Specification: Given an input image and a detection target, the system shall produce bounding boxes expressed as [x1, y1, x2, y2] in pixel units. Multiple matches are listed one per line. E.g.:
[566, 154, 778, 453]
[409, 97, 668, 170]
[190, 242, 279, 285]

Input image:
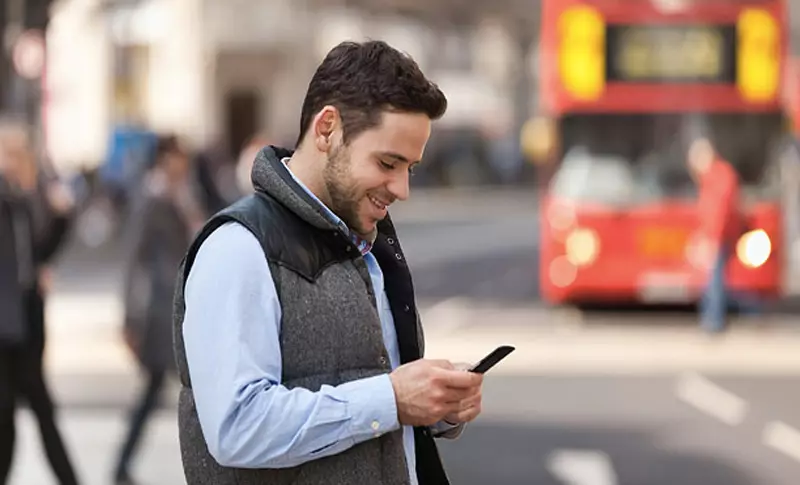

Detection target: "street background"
[2, 0, 800, 484]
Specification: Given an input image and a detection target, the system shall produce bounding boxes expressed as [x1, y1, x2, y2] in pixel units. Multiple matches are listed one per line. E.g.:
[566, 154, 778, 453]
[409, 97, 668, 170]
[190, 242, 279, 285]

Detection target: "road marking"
[675, 372, 748, 426]
[546, 449, 619, 485]
[763, 421, 800, 463]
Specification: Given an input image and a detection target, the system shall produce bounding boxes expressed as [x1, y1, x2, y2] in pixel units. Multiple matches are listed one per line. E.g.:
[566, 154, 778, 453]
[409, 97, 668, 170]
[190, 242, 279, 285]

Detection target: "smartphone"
[468, 345, 515, 374]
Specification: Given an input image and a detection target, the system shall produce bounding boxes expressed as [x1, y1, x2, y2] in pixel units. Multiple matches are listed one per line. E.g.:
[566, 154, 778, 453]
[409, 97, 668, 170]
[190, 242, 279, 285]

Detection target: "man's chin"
[352, 217, 380, 241]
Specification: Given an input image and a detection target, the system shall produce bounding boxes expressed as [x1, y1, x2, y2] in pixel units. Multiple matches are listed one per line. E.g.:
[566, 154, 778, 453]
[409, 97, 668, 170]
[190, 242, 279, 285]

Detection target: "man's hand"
[46, 182, 75, 215]
[687, 234, 717, 271]
[38, 266, 53, 294]
[389, 359, 483, 427]
[123, 326, 140, 357]
[442, 362, 482, 425]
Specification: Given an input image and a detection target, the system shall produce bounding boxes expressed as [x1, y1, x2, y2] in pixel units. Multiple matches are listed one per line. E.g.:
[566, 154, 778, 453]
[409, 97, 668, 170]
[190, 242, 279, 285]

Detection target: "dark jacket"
[0, 175, 71, 348]
[123, 177, 192, 372]
[172, 146, 450, 485]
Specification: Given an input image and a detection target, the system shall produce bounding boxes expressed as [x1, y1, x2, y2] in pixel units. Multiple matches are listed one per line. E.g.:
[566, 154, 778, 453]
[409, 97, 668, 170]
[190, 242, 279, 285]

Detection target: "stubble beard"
[323, 145, 369, 237]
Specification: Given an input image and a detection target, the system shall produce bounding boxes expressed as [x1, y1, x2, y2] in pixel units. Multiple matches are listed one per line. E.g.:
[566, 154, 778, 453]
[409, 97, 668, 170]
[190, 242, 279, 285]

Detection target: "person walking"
[0, 122, 80, 485]
[114, 135, 204, 485]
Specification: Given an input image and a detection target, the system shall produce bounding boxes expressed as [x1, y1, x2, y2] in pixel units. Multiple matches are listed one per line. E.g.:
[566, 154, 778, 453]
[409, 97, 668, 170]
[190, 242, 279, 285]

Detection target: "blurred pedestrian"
[113, 135, 204, 485]
[0, 122, 80, 485]
[191, 139, 231, 215]
[235, 133, 270, 194]
[174, 40, 484, 485]
[686, 137, 755, 332]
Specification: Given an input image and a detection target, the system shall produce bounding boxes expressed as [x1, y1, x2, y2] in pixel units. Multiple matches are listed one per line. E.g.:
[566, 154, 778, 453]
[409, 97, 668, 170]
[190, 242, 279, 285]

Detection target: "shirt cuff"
[336, 374, 400, 442]
[430, 420, 466, 439]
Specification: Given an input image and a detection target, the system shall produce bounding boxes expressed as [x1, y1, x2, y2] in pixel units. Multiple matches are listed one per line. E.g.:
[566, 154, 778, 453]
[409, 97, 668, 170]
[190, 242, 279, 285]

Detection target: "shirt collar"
[281, 158, 373, 255]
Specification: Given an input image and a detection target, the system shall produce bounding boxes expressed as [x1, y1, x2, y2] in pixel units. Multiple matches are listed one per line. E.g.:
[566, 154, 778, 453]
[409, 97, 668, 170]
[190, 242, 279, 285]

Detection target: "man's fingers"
[449, 403, 482, 424]
[441, 384, 482, 406]
[427, 359, 456, 371]
[441, 368, 483, 389]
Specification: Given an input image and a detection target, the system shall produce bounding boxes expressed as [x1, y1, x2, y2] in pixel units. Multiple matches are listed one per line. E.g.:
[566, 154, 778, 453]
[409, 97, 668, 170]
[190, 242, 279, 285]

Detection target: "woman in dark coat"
[113, 135, 205, 485]
[0, 123, 79, 485]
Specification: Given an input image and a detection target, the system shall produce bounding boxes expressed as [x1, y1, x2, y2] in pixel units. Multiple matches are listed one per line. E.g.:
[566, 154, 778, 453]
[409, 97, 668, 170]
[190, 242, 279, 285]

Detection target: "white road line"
[546, 449, 619, 485]
[763, 421, 800, 463]
[675, 372, 748, 426]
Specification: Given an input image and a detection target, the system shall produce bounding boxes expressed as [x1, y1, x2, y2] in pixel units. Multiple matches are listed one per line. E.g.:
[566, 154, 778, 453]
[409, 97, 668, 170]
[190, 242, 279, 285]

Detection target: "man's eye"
[379, 161, 395, 170]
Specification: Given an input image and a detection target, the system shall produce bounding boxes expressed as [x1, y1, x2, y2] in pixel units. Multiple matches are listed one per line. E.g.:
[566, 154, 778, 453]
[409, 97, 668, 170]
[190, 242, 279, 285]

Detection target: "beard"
[322, 144, 372, 237]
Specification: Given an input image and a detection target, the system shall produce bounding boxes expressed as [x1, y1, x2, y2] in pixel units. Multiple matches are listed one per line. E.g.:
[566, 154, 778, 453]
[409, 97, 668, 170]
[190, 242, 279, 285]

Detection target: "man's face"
[164, 151, 189, 181]
[687, 138, 714, 181]
[323, 111, 431, 238]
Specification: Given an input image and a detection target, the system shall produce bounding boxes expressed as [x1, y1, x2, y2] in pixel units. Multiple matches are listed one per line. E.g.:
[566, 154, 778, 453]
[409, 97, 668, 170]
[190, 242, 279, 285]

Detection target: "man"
[686, 136, 748, 332]
[174, 40, 484, 485]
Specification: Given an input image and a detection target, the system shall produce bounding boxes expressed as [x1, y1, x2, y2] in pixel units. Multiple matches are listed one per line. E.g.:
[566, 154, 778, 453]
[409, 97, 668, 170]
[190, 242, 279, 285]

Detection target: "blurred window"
[550, 113, 785, 205]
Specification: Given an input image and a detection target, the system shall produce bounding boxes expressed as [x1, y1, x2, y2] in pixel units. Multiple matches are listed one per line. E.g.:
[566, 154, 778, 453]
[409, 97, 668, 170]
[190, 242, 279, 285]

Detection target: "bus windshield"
[550, 113, 786, 206]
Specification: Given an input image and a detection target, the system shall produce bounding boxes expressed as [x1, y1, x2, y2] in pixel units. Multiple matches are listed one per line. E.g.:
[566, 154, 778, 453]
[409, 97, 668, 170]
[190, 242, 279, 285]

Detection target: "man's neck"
[285, 151, 331, 207]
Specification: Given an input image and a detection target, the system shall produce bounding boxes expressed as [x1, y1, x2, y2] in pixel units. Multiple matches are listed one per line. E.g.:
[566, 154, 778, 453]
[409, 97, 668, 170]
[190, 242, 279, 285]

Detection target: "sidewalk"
[42, 290, 800, 408]
[8, 409, 183, 485]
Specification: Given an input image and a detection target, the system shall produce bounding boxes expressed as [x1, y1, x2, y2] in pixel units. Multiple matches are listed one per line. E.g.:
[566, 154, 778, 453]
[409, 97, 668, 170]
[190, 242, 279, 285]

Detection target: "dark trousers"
[0, 345, 79, 485]
[113, 369, 166, 480]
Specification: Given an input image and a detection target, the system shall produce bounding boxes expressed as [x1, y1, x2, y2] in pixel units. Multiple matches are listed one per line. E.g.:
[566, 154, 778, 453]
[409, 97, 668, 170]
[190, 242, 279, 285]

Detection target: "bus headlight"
[565, 228, 600, 267]
[736, 229, 771, 268]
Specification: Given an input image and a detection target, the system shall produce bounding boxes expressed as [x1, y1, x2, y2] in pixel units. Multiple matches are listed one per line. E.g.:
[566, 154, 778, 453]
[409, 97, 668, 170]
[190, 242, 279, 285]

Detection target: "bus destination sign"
[606, 25, 736, 83]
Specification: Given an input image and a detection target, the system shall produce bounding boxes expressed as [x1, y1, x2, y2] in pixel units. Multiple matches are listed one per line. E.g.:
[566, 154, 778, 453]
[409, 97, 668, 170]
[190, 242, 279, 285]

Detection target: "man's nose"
[388, 171, 410, 202]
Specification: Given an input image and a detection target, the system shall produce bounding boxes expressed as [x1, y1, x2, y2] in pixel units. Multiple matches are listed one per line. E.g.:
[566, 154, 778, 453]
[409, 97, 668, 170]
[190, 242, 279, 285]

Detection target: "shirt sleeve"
[182, 222, 400, 469]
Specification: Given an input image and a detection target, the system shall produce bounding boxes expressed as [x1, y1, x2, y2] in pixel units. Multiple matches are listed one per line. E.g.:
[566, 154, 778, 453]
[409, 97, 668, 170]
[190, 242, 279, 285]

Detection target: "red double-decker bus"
[535, 0, 788, 305]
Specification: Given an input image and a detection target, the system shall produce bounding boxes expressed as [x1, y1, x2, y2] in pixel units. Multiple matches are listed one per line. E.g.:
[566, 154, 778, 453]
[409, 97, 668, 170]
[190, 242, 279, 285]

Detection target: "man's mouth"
[368, 195, 390, 211]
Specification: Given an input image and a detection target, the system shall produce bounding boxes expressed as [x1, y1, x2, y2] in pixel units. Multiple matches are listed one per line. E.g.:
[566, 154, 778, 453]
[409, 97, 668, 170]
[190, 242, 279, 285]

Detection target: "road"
[9, 188, 800, 485]
[436, 373, 800, 485]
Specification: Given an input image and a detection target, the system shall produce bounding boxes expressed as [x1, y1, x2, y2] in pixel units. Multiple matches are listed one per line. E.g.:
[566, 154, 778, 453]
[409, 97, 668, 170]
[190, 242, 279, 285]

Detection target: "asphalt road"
[13, 188, 800, 485]
[437, 374, 800, 485]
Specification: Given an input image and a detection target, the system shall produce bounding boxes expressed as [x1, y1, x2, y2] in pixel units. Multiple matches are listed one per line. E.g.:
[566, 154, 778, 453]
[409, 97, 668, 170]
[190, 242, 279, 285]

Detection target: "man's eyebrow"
[379, 152, 420, 164]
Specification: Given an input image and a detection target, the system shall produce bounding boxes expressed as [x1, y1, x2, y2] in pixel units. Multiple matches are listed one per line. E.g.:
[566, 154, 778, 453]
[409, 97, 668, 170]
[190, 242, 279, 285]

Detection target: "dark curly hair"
[295, 40, 447, 148]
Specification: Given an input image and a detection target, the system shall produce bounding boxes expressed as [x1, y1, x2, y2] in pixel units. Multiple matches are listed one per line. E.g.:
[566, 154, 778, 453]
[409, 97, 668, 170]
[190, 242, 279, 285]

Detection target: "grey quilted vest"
[172, 146, 450, 485]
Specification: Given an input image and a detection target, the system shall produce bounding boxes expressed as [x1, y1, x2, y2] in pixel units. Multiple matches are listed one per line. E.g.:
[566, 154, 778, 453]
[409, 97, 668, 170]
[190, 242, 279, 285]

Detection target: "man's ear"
[313, 106, 341, 153]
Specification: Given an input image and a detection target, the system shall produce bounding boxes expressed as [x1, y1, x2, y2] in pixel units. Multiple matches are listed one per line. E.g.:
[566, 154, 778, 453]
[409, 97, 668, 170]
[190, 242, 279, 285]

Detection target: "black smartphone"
[468, 345, 515, 374]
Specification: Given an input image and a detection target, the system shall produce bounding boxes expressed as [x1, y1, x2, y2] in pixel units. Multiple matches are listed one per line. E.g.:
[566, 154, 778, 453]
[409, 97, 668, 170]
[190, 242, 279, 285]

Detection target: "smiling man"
[173, 40, 485, 485]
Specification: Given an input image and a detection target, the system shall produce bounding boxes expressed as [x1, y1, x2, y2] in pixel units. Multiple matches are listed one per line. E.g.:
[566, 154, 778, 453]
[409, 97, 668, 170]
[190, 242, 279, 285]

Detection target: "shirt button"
[345, 246, 352, 252]
[395, 253, 402, 261]
[371, 421, 380, 431]
[404, 305, 410, 312]
[387, 237, 394, 245]
[379, 356, 388, 366]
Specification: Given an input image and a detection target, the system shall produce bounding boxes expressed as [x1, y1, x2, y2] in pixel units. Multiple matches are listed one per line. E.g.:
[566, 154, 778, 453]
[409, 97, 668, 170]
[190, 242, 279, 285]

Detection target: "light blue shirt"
[182, 163, 460, 481]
